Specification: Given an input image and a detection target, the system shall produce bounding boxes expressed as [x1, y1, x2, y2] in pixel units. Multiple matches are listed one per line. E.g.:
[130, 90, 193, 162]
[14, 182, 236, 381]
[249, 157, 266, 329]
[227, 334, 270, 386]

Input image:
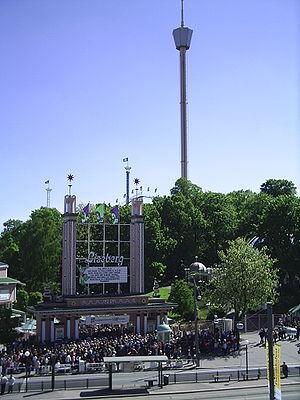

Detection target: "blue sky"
[0, 0, 299, 229]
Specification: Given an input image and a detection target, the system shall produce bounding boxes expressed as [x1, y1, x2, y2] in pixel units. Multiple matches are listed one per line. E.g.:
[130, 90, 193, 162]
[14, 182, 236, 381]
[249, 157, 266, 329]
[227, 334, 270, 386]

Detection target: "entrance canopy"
[103, 355, 168, 390]
[103, 355, 167, 364]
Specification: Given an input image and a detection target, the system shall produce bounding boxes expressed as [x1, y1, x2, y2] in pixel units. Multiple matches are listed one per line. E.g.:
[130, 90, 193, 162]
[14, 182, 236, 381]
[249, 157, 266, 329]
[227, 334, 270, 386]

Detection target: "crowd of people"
[0, 325, 240, 377]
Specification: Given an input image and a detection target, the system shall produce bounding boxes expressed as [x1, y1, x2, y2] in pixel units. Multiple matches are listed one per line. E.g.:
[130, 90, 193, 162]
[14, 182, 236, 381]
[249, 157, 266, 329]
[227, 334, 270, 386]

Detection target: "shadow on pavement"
[80, 388, 149, 397]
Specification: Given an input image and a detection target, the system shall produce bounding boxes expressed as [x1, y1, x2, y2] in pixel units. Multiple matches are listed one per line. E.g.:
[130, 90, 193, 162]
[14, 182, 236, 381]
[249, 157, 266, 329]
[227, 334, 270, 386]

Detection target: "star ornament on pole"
[67, 174, 74, 195]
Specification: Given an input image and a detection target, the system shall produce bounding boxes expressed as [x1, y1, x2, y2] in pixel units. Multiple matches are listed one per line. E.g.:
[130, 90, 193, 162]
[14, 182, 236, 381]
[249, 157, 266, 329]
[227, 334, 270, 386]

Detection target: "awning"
[289, 304, 300, 314]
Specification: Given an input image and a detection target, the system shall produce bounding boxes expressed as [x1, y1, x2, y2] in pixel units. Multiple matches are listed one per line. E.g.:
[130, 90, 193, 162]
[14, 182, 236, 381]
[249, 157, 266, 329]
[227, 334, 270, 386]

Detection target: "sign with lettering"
[86, 315, 130, 325]
[274, 344, 281, 400]
[85, 266, 127, 284]
[85, 252, 124, 266]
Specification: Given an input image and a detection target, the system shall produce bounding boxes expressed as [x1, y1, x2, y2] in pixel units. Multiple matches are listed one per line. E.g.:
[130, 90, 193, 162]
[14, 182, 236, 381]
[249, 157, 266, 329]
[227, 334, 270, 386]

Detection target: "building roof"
[0, 277, 25, 285]
[289, 303, 300, 314]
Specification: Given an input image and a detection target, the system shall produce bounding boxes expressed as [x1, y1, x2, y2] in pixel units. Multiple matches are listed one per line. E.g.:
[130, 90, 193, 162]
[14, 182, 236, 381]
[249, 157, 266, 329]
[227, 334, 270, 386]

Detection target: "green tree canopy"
[204, 238, 278, 318]
[0, 307, 19, 344]
[260, 179, 297, 197]
[168, 279, 194, 320]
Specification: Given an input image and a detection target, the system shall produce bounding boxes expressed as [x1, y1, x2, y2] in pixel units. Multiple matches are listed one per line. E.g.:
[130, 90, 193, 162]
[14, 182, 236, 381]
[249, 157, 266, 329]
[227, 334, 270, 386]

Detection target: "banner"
[111, 205, 119, 224]
[274, 344, 281, 400]
[96, 203, 105, 223]
[82, 203, 89, 223]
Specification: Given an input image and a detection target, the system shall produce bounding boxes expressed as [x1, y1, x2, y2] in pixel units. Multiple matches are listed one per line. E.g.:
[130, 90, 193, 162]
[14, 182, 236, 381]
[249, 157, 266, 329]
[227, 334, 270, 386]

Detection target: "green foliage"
[0, 307, 19, 344]
[0, 177, 298, 313]
[16, 288, 29, 311]
[260, 179, 297, 197]
[204, 238, 279, 318]
[28, 291, 43, 306]
[168, 279, 194, 320]
[146, 286, 171, 299]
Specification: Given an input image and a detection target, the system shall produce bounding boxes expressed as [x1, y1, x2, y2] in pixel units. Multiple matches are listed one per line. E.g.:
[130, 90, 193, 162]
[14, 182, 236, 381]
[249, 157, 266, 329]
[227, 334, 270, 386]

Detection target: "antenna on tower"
[123, 157, 131, 205]
[45, 180, 52, 208]
[67, 174, 74, 195]
[181, 0, 184, 27]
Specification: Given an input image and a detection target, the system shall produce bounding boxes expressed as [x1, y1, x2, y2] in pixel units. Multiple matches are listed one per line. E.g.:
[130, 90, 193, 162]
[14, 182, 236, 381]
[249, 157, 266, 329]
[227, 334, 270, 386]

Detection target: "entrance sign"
[86, 315, 130, 325]
[85, 266, 127, 284]
[85, 252, 124, 266]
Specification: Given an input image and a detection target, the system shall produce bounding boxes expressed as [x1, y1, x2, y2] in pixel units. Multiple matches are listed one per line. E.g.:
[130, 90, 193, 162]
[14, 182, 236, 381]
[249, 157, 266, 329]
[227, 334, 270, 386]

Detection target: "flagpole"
[87, 221, 90, 295]
[117, 220, 121, 295]
[103, 216, 106, 295]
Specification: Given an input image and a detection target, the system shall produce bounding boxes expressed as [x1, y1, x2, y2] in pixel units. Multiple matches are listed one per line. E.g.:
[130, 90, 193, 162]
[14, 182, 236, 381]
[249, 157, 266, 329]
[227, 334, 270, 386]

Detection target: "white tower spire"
[173, 0, 193, 179]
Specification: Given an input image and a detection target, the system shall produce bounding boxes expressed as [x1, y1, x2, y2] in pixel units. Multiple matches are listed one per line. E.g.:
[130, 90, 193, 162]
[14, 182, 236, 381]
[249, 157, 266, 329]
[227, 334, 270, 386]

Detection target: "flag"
[96, 203, 105, 223]
[123, 157, 128, 162]
[111, 205, 119, 224]
[82, 203, 89, 223]
[45, 180, 49, 184]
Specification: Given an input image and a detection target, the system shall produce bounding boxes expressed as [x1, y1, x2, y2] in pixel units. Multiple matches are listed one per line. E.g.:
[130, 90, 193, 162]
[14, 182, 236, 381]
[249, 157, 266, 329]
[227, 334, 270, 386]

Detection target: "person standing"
[282, 362, 289, 379]
[1, 373, 8, 395]
[7, 375, 15, 394]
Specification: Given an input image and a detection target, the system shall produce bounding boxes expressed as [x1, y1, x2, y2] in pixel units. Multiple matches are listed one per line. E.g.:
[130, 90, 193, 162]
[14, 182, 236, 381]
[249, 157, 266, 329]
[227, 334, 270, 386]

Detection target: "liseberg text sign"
[82, 252, 127, 284]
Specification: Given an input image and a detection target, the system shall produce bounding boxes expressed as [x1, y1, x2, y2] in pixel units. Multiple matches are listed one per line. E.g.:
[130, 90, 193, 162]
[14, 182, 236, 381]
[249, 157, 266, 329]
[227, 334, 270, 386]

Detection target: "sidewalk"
[3, 377, 300, 400]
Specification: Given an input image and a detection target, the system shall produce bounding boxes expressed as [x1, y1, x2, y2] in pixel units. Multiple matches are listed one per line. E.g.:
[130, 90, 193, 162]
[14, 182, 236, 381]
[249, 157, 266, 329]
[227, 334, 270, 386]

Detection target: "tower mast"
[45, 180, 52, 208]
[173, 0, 193, 179]
[124, 159, 131, 205]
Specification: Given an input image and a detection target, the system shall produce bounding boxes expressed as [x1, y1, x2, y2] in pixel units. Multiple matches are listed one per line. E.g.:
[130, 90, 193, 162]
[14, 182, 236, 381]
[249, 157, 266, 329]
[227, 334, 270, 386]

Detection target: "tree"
[0, 307, 19, 344]
[16, 288, 29, 311]
[204, 238, 278, 319]
[18, 207, 62, 292]
[28, 291, 43, 306]
[260, 179, 297, 197]
[168, 279, 194, 320]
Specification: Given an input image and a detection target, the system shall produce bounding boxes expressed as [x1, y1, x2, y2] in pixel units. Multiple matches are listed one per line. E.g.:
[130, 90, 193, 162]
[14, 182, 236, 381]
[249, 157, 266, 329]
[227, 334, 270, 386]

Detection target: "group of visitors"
[0, 325, 240, 376]
[0, 373, 14, 395]
[258, 319, 300, 345]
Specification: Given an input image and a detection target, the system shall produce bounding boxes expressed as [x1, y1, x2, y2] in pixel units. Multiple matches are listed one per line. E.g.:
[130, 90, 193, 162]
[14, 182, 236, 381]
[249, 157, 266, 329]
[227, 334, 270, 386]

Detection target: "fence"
[12, 365, 300, 393]
[14, 376, 109, 393]
[167, 365, 300, 385]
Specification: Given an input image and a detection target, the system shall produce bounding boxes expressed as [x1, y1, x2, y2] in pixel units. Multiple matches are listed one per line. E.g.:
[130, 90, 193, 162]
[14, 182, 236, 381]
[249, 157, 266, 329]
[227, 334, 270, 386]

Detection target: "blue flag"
[82, 203, 89, 223]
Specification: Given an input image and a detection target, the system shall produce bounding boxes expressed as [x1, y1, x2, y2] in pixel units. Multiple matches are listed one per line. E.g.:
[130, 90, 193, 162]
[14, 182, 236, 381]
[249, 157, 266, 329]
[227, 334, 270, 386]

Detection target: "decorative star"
[134, 178, 140, 185]
[67, 174, 74, 182]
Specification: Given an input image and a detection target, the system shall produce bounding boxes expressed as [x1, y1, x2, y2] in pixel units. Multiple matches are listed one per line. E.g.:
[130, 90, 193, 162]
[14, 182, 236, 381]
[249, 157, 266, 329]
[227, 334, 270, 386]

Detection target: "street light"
[192, 274, 200, 367]
[24, 350, 30, 392]
[244, 340, 249, 380]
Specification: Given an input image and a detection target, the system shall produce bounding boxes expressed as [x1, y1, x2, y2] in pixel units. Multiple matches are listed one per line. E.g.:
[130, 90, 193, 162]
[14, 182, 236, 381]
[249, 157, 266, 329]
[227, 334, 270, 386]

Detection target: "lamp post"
[51, 353, 56, 391]
[192, 275, 200, 367]
[24, 350, 30, 392]
[244, 340, 249, 380]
